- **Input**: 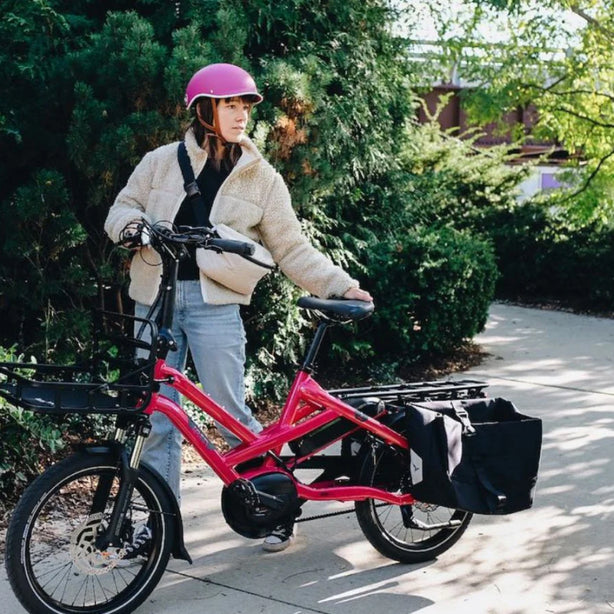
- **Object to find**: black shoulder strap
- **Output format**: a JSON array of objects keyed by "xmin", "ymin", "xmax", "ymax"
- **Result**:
[{"xmin": 177, "ymin": 142, "xmax": 209, "ymax": 227}]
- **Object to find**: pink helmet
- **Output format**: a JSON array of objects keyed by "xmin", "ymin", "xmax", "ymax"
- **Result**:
[{"xmin": 185, "ymin": 63, "xmax": 263, "ymax": 109}]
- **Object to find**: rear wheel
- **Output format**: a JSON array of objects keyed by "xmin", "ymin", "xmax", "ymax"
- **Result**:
[
  {"xmin": 5, "ymin": 451, "xmax": 174, "ymax": 614},
  {"xmin": 355, "ymin": 443, "xmax": 472, "ymax": 563}
]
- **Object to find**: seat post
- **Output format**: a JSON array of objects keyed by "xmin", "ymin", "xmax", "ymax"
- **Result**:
[{"xmin": 301, "ymin": 321, "xmax": 330, "ymax": 373}]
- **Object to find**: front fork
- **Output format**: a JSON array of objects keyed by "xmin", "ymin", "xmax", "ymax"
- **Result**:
[{"xmin": 94, "ymin": 417, "xmax": 151, "ymax": 549}]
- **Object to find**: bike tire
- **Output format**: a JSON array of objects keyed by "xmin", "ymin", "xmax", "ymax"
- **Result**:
[
  {"xmin": 355, "ymin": 442, "xmax": 472, "ymax": 563},
  {"xmin": 5, "ymin": 451, "xmax": 174, "ymax": 614}
]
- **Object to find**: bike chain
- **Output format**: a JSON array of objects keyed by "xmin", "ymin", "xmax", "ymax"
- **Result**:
[{"xmin": 296, "ymin": 502, "xmax": 389, "ymax": 523}]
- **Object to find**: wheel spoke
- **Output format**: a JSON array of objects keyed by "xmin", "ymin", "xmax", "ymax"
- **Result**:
[
  {"xmin": 356, "ymin": 442, "xmax": 472, "ymax": 563},
  {"xmin": 5, "ymin": 453, "xmax": 172, "ymax": 613}
]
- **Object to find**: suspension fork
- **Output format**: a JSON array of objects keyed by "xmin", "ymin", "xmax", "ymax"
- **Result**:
[{"xmin": 94, "ymin": 418, "xmax": 151, "ymax": 549}]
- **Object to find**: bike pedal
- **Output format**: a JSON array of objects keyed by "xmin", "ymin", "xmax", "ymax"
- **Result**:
[{"xmin": 229, "ymin": 478, "xmax": 261, "ymax": 510}]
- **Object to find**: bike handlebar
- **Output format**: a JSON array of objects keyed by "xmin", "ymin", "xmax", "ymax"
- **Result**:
[
  {"xmin": 208, "ymin": 237, "xmax": 255, "ymax": 257},
  {"xmin": 119, "ymin": 220, "xmax": 255, "ymax": 258}
]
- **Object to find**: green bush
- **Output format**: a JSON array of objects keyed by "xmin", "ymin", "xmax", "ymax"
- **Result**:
[
  {"xmin": 483, "ymin": 202, "xmax": 553, "ymax": 300},
  {"xmin": 0, "ymin": 402, "xmax": 65, "ymax": 502},
  {"xmin": 0, "ymin": 407, "xmax": 115, "ymax": 508},
  {"xmin": 0, "ymin": 347, "xmax": 66, "ymax": 503},
  {"xmin": 489, "ymin": 202, "xmax": 614, "ymax": 311},
  {"xmin": 0, "ymin": 346, "xmax": 117, "ymax": 506},
  {"xmin": 0, "ymin": 2, "xmax": 521, "ymax": 407},
  {"xmin": 363, "ymin": 225, "xmax": 498, "ymax": 363}
]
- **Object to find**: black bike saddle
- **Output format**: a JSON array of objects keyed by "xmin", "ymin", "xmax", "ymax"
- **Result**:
[{"xmin": 297, "ymin": 297, "xmax": 375, "ymax": 321}]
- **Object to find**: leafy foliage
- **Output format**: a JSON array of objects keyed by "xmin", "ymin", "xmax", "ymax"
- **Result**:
[
  {"xmin": 332, "ymin": 121, "xmax": 518, "ymax": 366},
  {"xmin": 0, "ymin": 170, "xmax": 91, "ymax": 359},
  {"xmin": 364, "ymin": 225, "xmax": 498, "ymax": 360},
  {"xmin": 486, "ymin": 199, "xmax": 614, "ymax": 310},
  {"xmin": 0, "ymin": 347, "xmax": 64, "ymax": 502},
  {"xmin": 0, "ymin": 1, "xmax": 521, "ymax": 504},
  {"xmin": 403, "ymin": 0, "xmax": 614, "ymax": 219},
  {"xmin": 0, "ymin": 1, "xmax": 506, "ymax": 398},
  {"xmin": 0, "ymin": 401, "xmax": 64, "ymax": 501}
]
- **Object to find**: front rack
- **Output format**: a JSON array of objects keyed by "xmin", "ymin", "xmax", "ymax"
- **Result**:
[{"xmin": 0, "ymin": 311, "xmax": 158, "ymax": 414}]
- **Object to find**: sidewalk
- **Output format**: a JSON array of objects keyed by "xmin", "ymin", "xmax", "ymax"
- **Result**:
[{"xmin": 2, "ymin": 302, "xmax": 614, "ymax": 613}]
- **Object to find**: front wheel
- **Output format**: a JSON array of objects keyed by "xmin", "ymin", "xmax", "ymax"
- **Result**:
[
  {"xmin": 5, "ymin": 451, "xmax": 174, "ymax": 614},
  {"xmin": 355, "ymin": 443, "xmax": 472, "ymax": 563}
]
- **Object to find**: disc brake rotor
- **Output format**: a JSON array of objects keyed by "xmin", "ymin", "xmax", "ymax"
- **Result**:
[{"xmin": 69, "ymin": 513, "xmax": 127, "ymax": 575}]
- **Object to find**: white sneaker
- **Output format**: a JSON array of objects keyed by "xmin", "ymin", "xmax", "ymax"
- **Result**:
[
  {"xmin": 122, "ymin": 524, "xmax": 152, "ymax": 560},
  {"xmin": 104, "ymin": 524, "xmax": 152, "ymax": 569},
  {"xmin": 262, "ymin": 523, "xmax": 295, "ymax": 552}
]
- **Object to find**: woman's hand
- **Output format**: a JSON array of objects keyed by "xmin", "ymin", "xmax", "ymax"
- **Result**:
[
  {"xmin": 343, "ymin": 287, "xmax": 373, "ymax": 302},
  {"xmin": 119, "ymin": 219, "xmax": 150, "ymax": 249}
]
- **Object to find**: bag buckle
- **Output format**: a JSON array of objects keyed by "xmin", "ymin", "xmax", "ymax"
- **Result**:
[
  {"xmin": 453, "ymin": 404, "xmax": 476, "ymax": 436},
  {"xmin": 185, "ymin": 181, "xmax": 201, "ymax": 199}
]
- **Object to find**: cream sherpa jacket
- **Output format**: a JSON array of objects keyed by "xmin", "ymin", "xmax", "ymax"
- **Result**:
[{"xmin": 105, "ymin": 129, "xmax": 358, "ymax": 306}]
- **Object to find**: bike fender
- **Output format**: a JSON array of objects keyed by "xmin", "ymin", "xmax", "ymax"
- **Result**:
[
  {"xmin": 81, "ymin": 445, "xmax": 192, "ymax": 564},
  {"xmin": 140, "ymin": 462, "xmax": 192, "ymax": 564}
]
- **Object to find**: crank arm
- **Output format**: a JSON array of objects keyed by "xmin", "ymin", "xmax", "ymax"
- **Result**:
[
  {"xmin": 230, "ymin": 478, "xmax": 286, "ymax": 511},
  {"xmin": 254, "ymin": 489, "xmax": 285, "ymax": 510}
]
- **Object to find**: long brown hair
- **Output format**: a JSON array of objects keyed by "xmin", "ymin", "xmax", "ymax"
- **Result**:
[{"xmin": 191, "ymin": 97, "xmax": 252, "ymax": 173}]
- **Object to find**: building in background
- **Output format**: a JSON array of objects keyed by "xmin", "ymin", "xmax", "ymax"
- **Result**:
[{"xmin": 418, "ymin": 82, "xmax": 571, "ymax": 199}]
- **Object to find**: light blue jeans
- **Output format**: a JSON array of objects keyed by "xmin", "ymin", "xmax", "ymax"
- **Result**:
[{"xmin": 135, "ymin": 280, "xmax": 262, "ymax": 501}]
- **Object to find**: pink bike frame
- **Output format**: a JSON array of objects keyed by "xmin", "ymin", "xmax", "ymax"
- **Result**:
[{"xmin": 145, "ymin": 358, "xmax": 416, "ymax": 506}]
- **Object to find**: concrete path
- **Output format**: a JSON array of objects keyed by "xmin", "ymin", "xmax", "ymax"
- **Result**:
[{"xmin": 1, "ymin": 302, "xmax": 614, "ymax": 613}]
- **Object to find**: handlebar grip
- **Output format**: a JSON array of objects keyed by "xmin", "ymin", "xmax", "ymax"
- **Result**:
[{"xmin": 208, "ymin": 238, "xmax": 256, "ymax": 256}]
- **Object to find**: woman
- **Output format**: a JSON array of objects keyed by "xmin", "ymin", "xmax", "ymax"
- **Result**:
[{"xmin": 105, "ymin": 63, "xmax": 372, "ymax": 553}]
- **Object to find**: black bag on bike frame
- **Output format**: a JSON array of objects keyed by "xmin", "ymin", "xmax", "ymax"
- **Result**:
[{"xmin": 403, "ymin": 397, "xmax": 542, "ymax": 515}]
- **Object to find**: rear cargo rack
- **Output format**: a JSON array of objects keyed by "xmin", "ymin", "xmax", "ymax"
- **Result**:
[
  {"xmin": 328, "ymin": 379, "xmax": 487, "ymax": 403},
  {"xmin": 286, "ymin": 378, "xmax": 488, "ymax": 463}
]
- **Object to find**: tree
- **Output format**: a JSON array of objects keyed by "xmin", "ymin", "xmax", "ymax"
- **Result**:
[
  {"xmin": 0, "ymin": 1, "xmax": 86, "ymax": 355},
  {"xmin": 0, "ymin": 0, "xmax": 415, "ymax": 368},
  {"xmin": 401, "ymin": 0, "xmax": 614, "ymax": 222},
  {"xmin": 0, "ymin": 0, "xmax": 507, "ymax": 396}
]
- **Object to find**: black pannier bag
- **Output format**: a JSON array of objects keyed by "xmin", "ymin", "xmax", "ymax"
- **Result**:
[{"xmin": 403, "ymin": 397, "xmax": 542, "ymax": 515}]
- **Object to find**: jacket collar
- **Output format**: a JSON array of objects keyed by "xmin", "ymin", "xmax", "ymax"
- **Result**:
[{"xmin": 184, "ymin": 128, "xmax": 262, "ymax": 174}]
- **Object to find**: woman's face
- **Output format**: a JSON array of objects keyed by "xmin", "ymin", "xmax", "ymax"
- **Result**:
[{"xmin": 216, "ymin": 97, "xmax": 252, "ymax": 143}]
